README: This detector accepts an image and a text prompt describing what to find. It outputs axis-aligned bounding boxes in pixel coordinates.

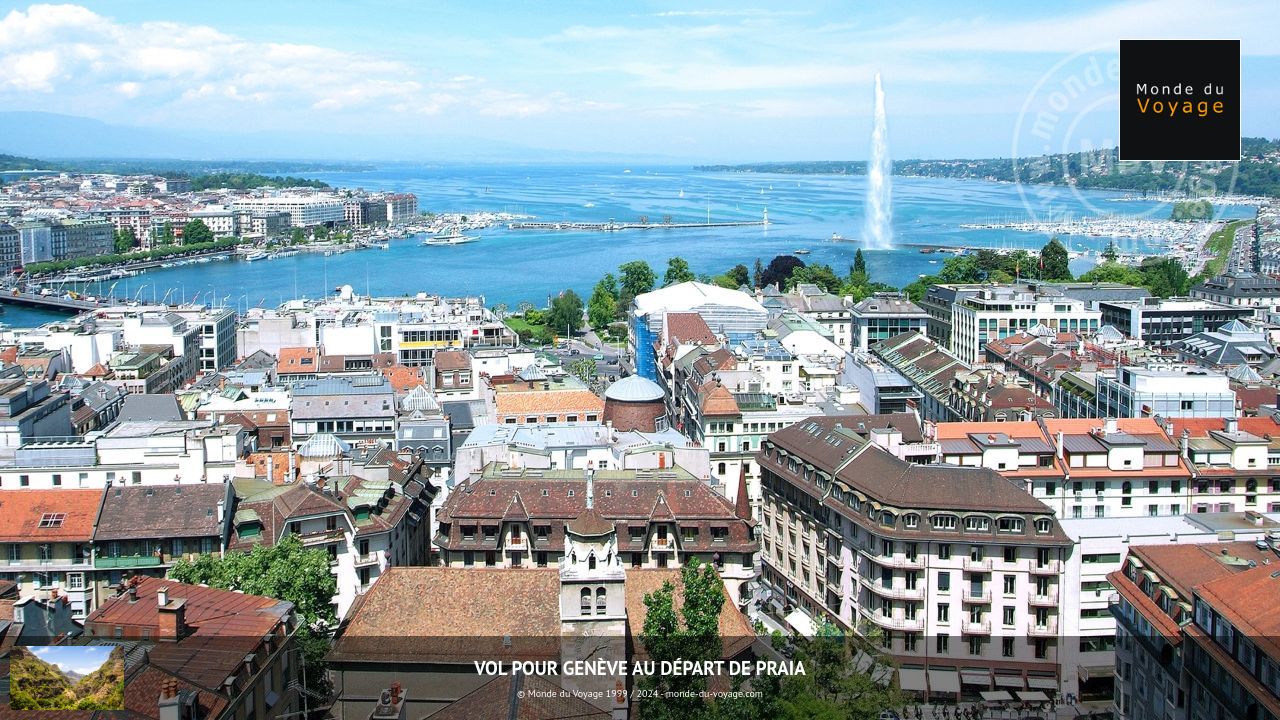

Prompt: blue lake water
[5,165,1255,327]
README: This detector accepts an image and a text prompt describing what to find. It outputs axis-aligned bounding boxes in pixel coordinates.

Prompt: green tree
[1140,257,1191,297]
[724,263,750,288]
[588,275,619,329]
[290,227,306,245]
[113,228,136,254]
[759,255,806,289]
[752,258,764,288]
[313,225,330,241]
[181,219,214,246]
[169,534,337,703]
[158,222,176,246]
[789,262,842,293]
[1102,240,1119,262]
[637,559,724,720]
[1039,238,1072,280]
[767,623,908,719]
[853,249,867,276]
[567,357,597,385]
[619,260,657,298]
[664,256,696,286]
[546,289,585,337]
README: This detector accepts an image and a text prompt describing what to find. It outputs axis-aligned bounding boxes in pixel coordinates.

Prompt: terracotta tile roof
[567,507,614,536]
[1130,542,1270,600]
[329,567,563,664]
[94,484,225,542]
[276,347,317,374]
[1169,416,1280,438]
[1043,417,1166,435]
[433,349,472,371]
[86,577,294,696]
[126,664,230,720]
[1194,564,1280,660]
[0,489,101,542]
[380,364,425,393]
[330,567,755,666]
[665,312,718,346]
[935,421,1048,440]
[698,381,739,416]
[495,390,604,418]
[83,362,112,378]
[429,673,610,720]
[0,346,16,364]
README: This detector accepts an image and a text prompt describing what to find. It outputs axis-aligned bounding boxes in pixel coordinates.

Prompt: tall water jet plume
[863,73,893,250]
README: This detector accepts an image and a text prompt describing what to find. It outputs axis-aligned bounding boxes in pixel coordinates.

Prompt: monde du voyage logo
[1120,40,1240,162]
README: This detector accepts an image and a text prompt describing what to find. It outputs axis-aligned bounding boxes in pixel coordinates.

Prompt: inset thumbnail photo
[8,645,124,711]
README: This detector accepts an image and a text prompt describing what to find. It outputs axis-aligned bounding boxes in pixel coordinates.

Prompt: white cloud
[0,3,605,128]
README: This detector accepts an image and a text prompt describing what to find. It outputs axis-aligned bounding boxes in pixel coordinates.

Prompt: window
[37,513,65,529]
[1002,575,1015,595]
[1003,546,1017,563]
[464,551,474,566]
[938,544,951,560]
[996,517,1024,533]
[936,635,949,655]
[1003,607,1015,626]
[580,588,592,616]
[596,588,607,615]
[937,572,950,592]
[937,603,950,622]
[19,475,29,487]
[51,474,61,487]
[1002,637,1015,657]
[485,551,496,567]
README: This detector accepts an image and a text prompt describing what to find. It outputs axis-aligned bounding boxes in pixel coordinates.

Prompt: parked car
[592,353,604,360]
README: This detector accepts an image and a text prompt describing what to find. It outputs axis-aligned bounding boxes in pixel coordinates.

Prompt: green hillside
[8,646,124,710]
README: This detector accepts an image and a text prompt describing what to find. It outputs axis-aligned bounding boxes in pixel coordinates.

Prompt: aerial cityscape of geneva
[1,3,1278,720]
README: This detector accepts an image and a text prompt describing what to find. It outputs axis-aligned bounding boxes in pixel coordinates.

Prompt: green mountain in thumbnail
[8,645,125,710]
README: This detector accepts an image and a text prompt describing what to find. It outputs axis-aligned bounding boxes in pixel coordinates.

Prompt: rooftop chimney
[1103,418,1118,435]
[158,593,187,642]
[128,586,138,603]
[1225,417,1239,434]
[369,683,408,720]
[1180,429,1190,459]
[157,586,168,607]
[585,464,595,510]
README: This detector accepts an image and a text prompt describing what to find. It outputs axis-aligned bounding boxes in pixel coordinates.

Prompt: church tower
[559,466,628,720]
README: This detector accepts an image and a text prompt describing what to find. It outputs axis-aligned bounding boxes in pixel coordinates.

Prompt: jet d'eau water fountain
[863,73,893,250]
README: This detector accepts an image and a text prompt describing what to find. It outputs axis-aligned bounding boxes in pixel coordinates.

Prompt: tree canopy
[181,218,214,246]
[664,256,696,286]
[758,255,806,290]
[588,274,620,329]
[1039,238,1072,281]
[546,289,585,336]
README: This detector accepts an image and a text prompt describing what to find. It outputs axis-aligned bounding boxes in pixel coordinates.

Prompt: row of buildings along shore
[0,199,1279,719]
[0,170,419,269]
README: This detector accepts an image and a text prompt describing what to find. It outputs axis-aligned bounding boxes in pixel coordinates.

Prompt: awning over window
[961,669,991,686]
[1078,664,1115,681]
[898,667,927,692]
[1017,690,1050,702]
[994,674,1023,688]
[980,690,1013,702]
[1026,677,1059,690]
[784,609,815,638]
[928,668,961,694]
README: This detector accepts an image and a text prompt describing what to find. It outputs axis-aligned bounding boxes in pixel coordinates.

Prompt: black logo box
[1119,39,1240,162]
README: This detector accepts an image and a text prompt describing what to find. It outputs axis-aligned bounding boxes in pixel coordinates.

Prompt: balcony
[963,557,993,571]
[868,613,924,631]
[6,558,92,569]
[963,588,992,603]
[651,537,675,552]
[864,579,925,601]
[962,619,992,634]
[299,529,346,547]
[1028,618,1059,637]
[353,552,381,567]
[95,555,164,569]
[1029,560,1062,575]
[506,536,526,550]
[1029,593,1059,607]
[861,548,924,569]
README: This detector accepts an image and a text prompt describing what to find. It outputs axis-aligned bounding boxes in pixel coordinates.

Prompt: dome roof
[566,507,615,537]
[298,433,351,459]
[604,375,665,403]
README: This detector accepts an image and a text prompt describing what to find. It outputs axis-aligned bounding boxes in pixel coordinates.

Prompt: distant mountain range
[0,111,677,164]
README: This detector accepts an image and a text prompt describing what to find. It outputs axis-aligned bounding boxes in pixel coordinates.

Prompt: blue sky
[29,645,114,675]
[0,1,1277,161]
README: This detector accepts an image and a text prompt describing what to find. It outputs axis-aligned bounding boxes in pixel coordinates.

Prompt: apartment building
[229,448,435,618]
[289,375,397,446]
[1169,416,1280,514]
[0,488,100,617]
[759,416,1073,698]
[872,331,970,422]
[0,222,21,272]
[1109,541,1280,720]
[433,464,759,605]
[1191,270,1280,317]
[231,195,345,227]
[950,285,1101,364]
[851,293,929,352]
[1099,297,1252,346]
[773,283,856,351]
[384,193,419,223]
